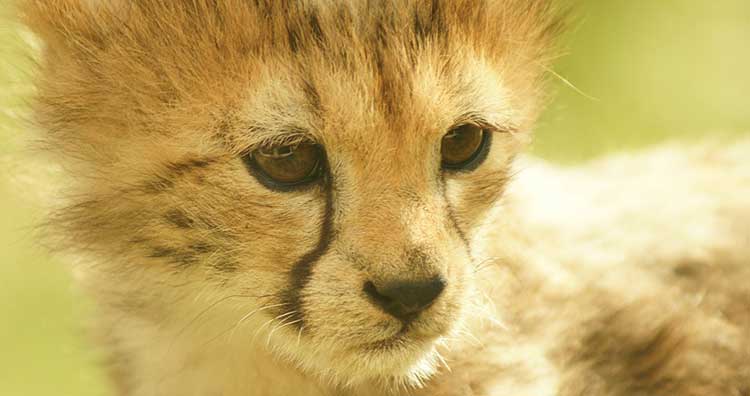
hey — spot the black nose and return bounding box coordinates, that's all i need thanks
[363,277,446,322]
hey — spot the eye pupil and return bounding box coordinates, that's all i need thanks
[441,124,488,170]
[247,141,323,188]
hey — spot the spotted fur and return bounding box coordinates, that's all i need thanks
[18,1,750,396]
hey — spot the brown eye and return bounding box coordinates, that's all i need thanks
[441,124,491,171]
[244,141,324,190]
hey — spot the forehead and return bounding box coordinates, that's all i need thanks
[24,0,560,149]
[212,1,530,150]
[235,48,514,148]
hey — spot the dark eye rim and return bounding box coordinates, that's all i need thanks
[241,144,327,192]
[441,126,493,173]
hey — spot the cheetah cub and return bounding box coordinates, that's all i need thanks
[21,1,750,395]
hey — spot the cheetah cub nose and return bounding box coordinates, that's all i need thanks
[363,277,446,322]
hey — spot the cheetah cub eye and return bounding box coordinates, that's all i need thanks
[243,124,491,192]
[441,124,492,172]
[242,140,326,190]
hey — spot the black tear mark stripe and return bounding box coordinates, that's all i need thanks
[282,177,336,331]
[438,174,472,259]
[446,202,471,259]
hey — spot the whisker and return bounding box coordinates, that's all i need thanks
[166,292,283,360]
[264,313,297,347]
[251,310,296,346]
[456,326,483,348]
[473,287,509,329]
[540,64,599,101]
[228,302,290,342]
[296,325,305,348]
[173,292,279,341]
[168,293,255,353]
[435,350,452,373]
[473,256,505,274]
[267,317,302,345]
[187,303,292,355]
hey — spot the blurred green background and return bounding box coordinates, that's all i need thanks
[1,1,749,395]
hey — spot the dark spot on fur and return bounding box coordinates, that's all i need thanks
[189,242,214,254]
[372,47,398,116]
[212,259,239,273]
[287,23,301,53]
[625,325,685,381]
[188,159,212,168]
[166,162,191,175]
[307,8,325,44]
[373,18,388,46]
[166,158,214,176]
[559,304,706,396]
[149,246,177,258]
[149,246,198,267]
[673,260,702,278]
[215,117,232,138]
[253,0,274,18]
[172,252,198,267]
[165,209,194,229]
[302,78,322,115]
[145,158,216,193]
[413,0,442,40]
[333,4,355,38]
[144,175,175,193]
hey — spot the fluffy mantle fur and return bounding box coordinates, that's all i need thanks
[18,1,750,395]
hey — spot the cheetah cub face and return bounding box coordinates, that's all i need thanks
[24,0,560,389]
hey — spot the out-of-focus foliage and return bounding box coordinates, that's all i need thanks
[535,0,750,162]
[0,1,748,395]
[0,3,110,396]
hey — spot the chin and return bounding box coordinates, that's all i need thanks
[273,314,458,391]
[328,341,444,390]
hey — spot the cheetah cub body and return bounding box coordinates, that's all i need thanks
[21,1,750,395]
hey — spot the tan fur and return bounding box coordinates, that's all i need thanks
[18,1,750,395]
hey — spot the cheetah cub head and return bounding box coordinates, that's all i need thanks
[23,0,561,389]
